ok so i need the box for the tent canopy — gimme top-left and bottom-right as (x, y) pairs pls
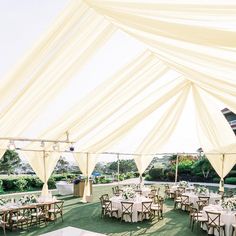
(0, 0), (235, 196)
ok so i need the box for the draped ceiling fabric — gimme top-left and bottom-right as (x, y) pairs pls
(0, 0), (235, 196)
(0, 0), (115, 157)
(192, 86), (236, 190)
(134, 82), (191, 175)
(0, 0), (116, 194)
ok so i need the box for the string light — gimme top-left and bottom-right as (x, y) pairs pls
(8, 140), (16, 150)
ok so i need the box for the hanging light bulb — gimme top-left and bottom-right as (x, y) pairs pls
(69, 143), (74, 152)
(40, 141), (45, 148)
(53, 142), (60, 151)
(8, 140), (15, 150)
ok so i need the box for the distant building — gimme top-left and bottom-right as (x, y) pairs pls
(222, 108), (236, 135)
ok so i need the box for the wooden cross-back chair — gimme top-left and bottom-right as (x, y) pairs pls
(121, 201), (134, 222)
(103, 200), (118, 218)
(205, 211), (225, 236)
(138, 201), (153, 221)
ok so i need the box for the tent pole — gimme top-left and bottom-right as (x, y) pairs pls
(220, 153), (225, 192)
(117, 153), (120, 186)
(42, 151), (47, 196)
(175, 155), (179, 185)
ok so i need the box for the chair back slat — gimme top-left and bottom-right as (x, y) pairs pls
(121, 202), (134, 214)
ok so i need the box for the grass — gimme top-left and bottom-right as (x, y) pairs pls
(5, 184), (222, 236)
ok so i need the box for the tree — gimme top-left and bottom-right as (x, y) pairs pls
(0, 150), (21, 175)
(107, 159), (137, 174)
(55, 157), (69, 174)
(192, 157), (215, 179)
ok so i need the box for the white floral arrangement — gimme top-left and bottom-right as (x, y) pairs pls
(179, 181), (188, 187)
(221, 198), (236, 211)
(122, 187), (135, 200)
(196, 186), (209, 196)
(18, 195), (37, 205)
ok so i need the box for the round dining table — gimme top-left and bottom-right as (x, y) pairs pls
(182, 192), (221, 208)
(110, 196), (152, 222)
(202, 204), (236, 236)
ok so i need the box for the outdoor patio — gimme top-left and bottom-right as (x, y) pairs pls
(4, 184), (225, 236)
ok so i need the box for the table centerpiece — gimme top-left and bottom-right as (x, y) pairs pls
(122, 187), (135, 200)
(179, 181), (188, 187)
(196, 186), (209, 196)
(221, 197), (236, 211)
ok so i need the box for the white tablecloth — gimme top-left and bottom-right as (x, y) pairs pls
(40, 226), (106, 236)
(202, 205), (235, 236)
(182, 193), (221, 208)
(140, 187), (151, 197)
(170, 185), (194, 193)
(56, 181), (73, 195)
(110, 196), (152, 222)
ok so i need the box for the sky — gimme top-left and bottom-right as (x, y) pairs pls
(0, 0), (220, 163)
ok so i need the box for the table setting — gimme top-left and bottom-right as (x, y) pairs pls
(201, 198), (236, 236)
(110, 187), (152, 222)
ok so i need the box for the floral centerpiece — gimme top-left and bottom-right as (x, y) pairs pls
(221, 198), (236, 211)
(196, 186), (209, 196)
(179, 181), (188, 187)
(18, 195), (37, 205)
(0, 199), (7, 206)
(122, 187), (135, 200)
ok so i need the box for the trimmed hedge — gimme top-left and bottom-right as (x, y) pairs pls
(0, 173), (76, 194)
(225, 177), (236, 184)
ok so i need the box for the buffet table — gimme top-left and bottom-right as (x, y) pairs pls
(56, 181), (73, 195)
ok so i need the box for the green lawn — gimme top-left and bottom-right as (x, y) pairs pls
(5, 184), (216, 236)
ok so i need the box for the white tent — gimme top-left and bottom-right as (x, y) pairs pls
(0, 0), (235, 201)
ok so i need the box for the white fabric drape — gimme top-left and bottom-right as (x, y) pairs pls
(192, 85), (236, 191)
(85, 0), (236, 108)
(73, 153), (97, 202)
(35, 51), (166, 141)
(21, 151), (60, 196)
(134, 82), (191, 175)
(0, 1), (115, 158)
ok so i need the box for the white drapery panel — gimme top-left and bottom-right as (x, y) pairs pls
(197, 85), (236, 115)
(73, 153), (97, 202)
(36, 51), (167, 140)
(21, 151), (60, 196)
(134, 82), (191, 175)
(0, 1), (115, 118)
(77, 77), (189, 152)
(85, 0), (236, 47)
(192, 86), (236, 191)
(0, 1), (115, 158)
(85, 0), (236, 105)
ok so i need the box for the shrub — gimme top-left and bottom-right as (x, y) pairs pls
(164, 170), (175, 181)
(105, 178), (112, 183)
(34, 178), (44, 188)
(148, 168), (164, 180)
(14, 178), (28, 191)
(125, 172), (135, 179)
(133, 172), (140, 178)
(226, 170), (236, 178)
(225, 177), (236, 185)
(144, 174), (152, 181)
(0, 179), (3, 193)
(2, 178), (16, 191)
(212, 177), (220, 183)
(48, 177), (56, 189)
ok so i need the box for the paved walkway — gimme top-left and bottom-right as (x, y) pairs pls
(95, 178), (236, 189)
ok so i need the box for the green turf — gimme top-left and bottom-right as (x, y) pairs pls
(5, 185), (216, 236)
